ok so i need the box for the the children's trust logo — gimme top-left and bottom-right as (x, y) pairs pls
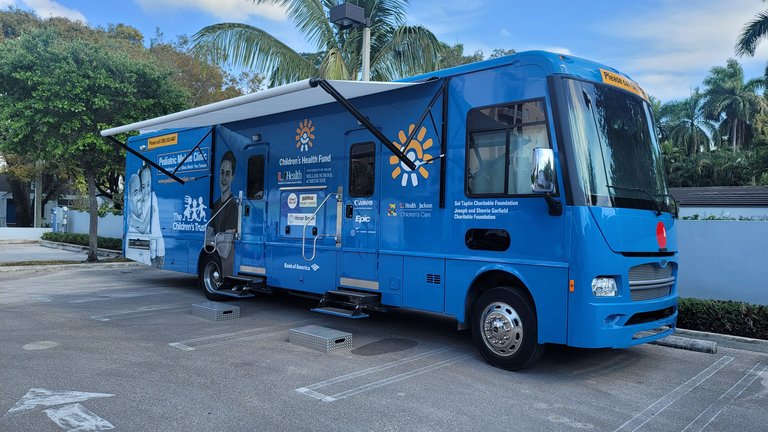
(295, 119), (315, 152)
(390, 124), (433, 187)
(183, 195), (207, 222)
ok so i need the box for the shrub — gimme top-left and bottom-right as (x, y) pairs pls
(41, 232), (122, 251)
(678, 298), (768, 340)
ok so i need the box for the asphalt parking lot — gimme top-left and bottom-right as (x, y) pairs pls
(1, 263), (766, 432)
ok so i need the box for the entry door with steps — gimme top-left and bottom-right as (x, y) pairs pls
(339, 132), (379, 292)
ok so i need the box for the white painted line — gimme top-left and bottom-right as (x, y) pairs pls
(44, 403), (114, 431)
(682, 362), (767, 432)
(169, 319), (318, 351)
(322, 352), (474, 402)
(69, 291), (174, 303)
(90, 304), (190, 321)
(613, 355), (734, 432)
(297, 346), (456, 392)
(295, 347), (473, 402)
(6, 388), (114, 414)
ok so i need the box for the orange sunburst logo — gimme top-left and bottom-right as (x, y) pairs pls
(389, 124), (433, 187)
(295, 119), (315, 152)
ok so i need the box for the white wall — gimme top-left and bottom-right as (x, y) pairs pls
(679, 207), (768, 220)
(66, 210), (123, 238)
(0, 227), (51, 240)
(677, 220), (768, 305)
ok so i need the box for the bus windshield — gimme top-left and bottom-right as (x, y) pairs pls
(562, 78), (672, 213)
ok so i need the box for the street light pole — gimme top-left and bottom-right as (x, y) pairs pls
(361, 26), (371, 81)
(329, 3), (372, 81)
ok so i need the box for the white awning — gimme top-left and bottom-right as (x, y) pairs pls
(100, 79), (418, 137)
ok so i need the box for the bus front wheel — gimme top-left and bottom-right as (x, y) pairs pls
(471, 287), (545, 371)
(198, 253), (229, 301)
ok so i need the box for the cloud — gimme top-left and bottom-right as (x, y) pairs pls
(0, 0), (15, 9)
(22, 0), (87, 22)
(408, 0), (488, 35)
(134, 0), (287, 22)
(500, 28), (510, 37)
(599, 0), (768, 100)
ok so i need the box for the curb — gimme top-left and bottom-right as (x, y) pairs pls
(39, 240), (121, 258)
(0, 261), (143, 273)
(0, 239), (39, 244)
(675, 328), (768, 348)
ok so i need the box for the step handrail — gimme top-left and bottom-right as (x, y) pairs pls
(302, 189), (342, 262)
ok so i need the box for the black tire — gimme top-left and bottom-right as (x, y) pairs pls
(198, 253), (230, 301)
(471, 287), (545, 371)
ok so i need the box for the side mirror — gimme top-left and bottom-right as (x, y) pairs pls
(531, 148), (557, 194)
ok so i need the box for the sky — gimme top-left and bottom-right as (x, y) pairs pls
(2, 0), (768, 102)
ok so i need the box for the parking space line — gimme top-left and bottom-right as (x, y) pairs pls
(681, 362), (767, 432)
(169, 319), (318, 351)
(614, 355), (734, 432)
(295, 347), (474, 402)
(90, 304), (190, 321)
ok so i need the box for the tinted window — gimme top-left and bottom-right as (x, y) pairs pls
(349, 142), (375, 197)
(466, 100), (551, 196)
(247, 155), (265, 200)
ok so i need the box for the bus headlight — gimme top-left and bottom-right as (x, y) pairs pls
(591, 277), (618, 297)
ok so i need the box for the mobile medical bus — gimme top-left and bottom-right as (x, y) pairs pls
(102, 51), (678, 370)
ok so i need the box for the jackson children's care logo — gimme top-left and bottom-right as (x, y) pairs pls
(389, 124), (433, 187)
(295, 119), (315, 152)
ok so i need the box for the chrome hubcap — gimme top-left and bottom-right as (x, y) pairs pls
(204, 262), (222, 292)
(480, 301), (523, 357)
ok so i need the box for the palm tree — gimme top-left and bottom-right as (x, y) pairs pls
(701, 59), (765, 152)
(191, 0), (442, 87)
(736, 8), (768, 57)
(660, 89), (718, 155)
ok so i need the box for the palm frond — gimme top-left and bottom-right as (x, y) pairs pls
(736, 10), (768, 56)
(191, 23), (314, 85)
(371, 25), (441, 81)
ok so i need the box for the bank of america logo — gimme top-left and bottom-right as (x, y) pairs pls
(311, 264), (320, 271)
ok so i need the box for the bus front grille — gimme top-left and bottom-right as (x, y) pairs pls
(628, 263), (675, 301)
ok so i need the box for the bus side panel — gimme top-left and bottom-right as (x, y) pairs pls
(445, 260), (569, 344)
(124, 127), (212, 274)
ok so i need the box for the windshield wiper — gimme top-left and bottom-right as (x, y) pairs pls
(606, 185), (662, 216)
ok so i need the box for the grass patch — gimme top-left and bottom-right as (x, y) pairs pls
(0, 257), (131, 267)
(678, 297), (768, 340)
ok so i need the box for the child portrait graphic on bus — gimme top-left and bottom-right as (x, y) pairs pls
(205, 150), (238, 277)
(126, 163), (165, 268)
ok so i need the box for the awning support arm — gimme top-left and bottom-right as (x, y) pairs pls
(103, 135), (186, 184)
(171, 128), (212, 175)
(310, 78), (417, 171)
(401, 78), (449, 159)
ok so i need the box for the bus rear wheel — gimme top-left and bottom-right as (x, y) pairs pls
(471, 287), (545, 371)
(198, 253), (229, 301)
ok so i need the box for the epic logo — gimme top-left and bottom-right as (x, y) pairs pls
(355, 215), (371, 223)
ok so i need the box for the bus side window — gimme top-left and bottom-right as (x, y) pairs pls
(349, 142), (375, 197)
(247, 155), (265, 200)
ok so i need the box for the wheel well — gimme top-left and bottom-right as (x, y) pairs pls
(465, 270), (536, 324)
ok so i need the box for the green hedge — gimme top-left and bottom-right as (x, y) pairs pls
(41, 232), (122, 251)
(678, 298), (768, 340)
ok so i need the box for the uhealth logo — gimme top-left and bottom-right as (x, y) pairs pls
(295, 119), (315, 152)
(390, 124), (433, 187)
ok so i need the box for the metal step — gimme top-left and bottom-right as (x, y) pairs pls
(311, 306), (369, 319)
(311, 289), (381, 319)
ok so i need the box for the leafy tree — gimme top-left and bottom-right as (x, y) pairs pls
(736, 6), (768, 57)
(702, 59), (765, 152)
(192, 0), (442, 85)
(488, 48), (516, 59)
(0, 28), (188, 260)
(660, 89), (719, 155)
(436, 42), (484, 69)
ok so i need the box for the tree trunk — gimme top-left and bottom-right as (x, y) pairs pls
(732, 121), (738, 153)
(85, 168), (99, 262)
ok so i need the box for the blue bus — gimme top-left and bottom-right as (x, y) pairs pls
(102, 51), (678, 370)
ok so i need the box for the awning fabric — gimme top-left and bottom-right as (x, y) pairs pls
(100, 79), (418, 137)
